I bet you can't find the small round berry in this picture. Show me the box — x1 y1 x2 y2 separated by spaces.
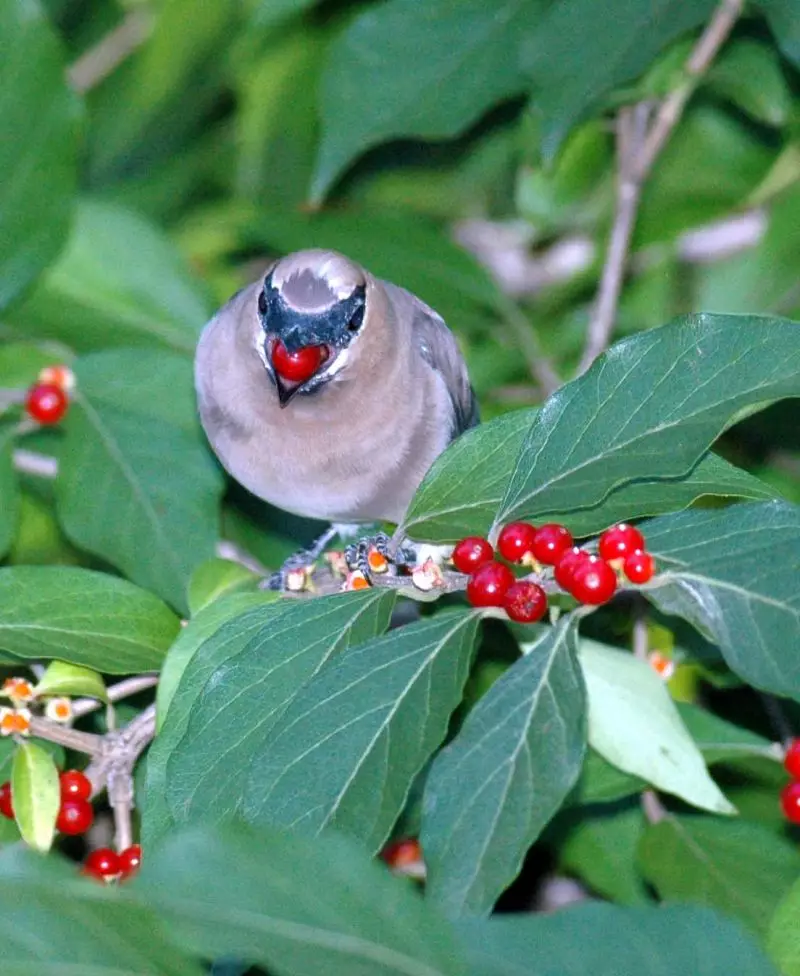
570 555 618 605
781 781 800 824
623 549 656 585
503 581 547 624
497 522 537 564
56 798 94 836
381 838 422 869
466 561 515 608
83 848 121 881
118 844 142 878
270 340 328 383
60 769 91 802
784 739 800 779
531 523 574 566
451 536 494 574
554 547 591 591
598 523 645 562
0 782 13 819
25 383 68 425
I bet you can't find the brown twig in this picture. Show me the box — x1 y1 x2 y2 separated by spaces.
576 0 743 375
67 9 154 94
71 673 159 719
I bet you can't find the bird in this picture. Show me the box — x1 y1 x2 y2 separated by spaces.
195 248 478 581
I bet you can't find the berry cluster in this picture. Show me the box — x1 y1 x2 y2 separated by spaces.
0 768 94 834
24 365 74 426
781 739 800 824
83 844 141 883
451 521 656 621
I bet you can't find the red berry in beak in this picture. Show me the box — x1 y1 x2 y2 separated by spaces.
271 340 328 383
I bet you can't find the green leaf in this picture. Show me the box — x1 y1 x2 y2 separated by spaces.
0 845 202 975
574 750 645 804
250 0 321 28
637 815 800 936
187 558 261 615
163 591 397 830
523 0 714 158
455 903 779 976
0 0 79 310
706 39 791 127
643 500 800 699
676 702 782 764
0 567 180 673
0 737 63 782
311 0 544 201
579 639 734 814
0 424 19 560
767 875 800 976
57 351 224 612
11 742 60 852
422 618 585 917
495 314 800 529
241 610 480 850
139 823 468 976
5 200 210 354
34 661 108 703
756 0 800 68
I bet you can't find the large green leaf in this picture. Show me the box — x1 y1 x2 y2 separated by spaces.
495 315 800 528
139 823 468 976
422 618 585 917
11 742 60 852
164 591 396 827
0 423 19 560
637 815 800 936
56 350 223 612
643 500 800 699
311 0 544 200
455 904 778 976
242 610 480 850
0 0 79 310
756 0 800 68
0 567 180 673
767 875 800 976
5 200 210 354
677 701 781 764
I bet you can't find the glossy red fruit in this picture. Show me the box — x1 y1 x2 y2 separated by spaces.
25 383 68 425
531 523 574 565
118 844 142 878
0 782 13 819
60 769 92 802
624 549 656 584
271 340 328 383
503 581 547 623
570 555 618 605
497 522 537 563
598 523 645 561
56 798 94 836
451 536 494 574
381 838 422 870
83 848 121 880
784 739 800 779
781 781 800 824
554 547 591 591
466 561 515 608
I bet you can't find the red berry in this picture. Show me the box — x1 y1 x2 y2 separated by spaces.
0 782 13 819
623 549 656 584
60 769 92 802
497 522 537 563
466 561 515 608
25 383 68 425
784 740 800 779
531 523 574 565
781 781 800 824
270 340 328 383
83 848 121 880
598 523 645 562
570 555 618 605
118 843 142 878
381 838 422 870
451 536 494 574
554 547 591 591
56 798 94 836
503 581 547 623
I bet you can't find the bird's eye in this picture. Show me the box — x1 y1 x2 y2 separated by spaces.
258 290 267 316
347 306 365 332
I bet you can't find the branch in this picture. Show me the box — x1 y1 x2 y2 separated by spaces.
67 9 154 94
71 673 159 719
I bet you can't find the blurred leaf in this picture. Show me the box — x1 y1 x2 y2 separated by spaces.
241 610 480 850
574 749 645 804
495 314 800 528
676 702 781 764
456 903 779 976
0 567 180 673
638 815 800 936
0 0 79 310
5 201 211 354
311 0 543 200
422 618 585 917
11 742 60 852
0 737 63 782
706 39 791 127
34 661 107 702
767 875 800 975
644 501 800 700
756 0 800 68
0 424 19 560
139 823 468 976
249 0 321 28
7 489 83 568
186 558 260 615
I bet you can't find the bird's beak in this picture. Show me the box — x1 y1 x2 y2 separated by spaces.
274 375 301 409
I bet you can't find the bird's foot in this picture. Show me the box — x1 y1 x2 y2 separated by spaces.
343 532 416 585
